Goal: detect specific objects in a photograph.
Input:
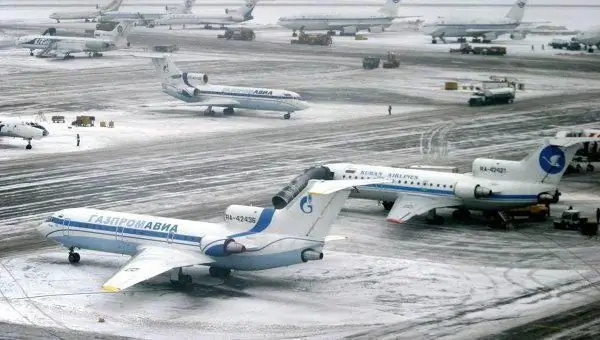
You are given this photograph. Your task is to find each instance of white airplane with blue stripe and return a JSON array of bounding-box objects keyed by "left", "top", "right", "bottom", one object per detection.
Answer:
[
  {"left": 37, "top": 178, "right": 387, "bottom": 292},
  {"left": 325, "top": 137, "right": 597, "bottom": 224},
  {"left": 149, "top": 55, "right": 309, "bottom": 119}
]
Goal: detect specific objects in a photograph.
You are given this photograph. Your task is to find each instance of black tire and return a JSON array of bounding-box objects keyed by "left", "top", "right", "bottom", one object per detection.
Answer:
[{"left": 587, "top": 164, "right": 594, "bottom": 172}]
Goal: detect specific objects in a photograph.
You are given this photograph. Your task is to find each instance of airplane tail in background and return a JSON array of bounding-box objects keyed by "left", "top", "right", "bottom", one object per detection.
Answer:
[
  {"left": 99, "top": 0, "right": 124, "bottom": 12},
  {"left": 505, "top": 0, "right": 528, "bottom": 23},
  {"left": 379, "top": 0, "right": 402, "bottom": 17},
  {"left": 226, "top": 0, "right": 259, "bottom": 21},
  {"left": 94, "top": 21, "right": 133, "bottom": 45},
  {"left": 150, "top": 55, "right": 183, "bottom": 83},
  {"left": 166, "top": 0, "right": 197, "bottom": 14},
  {"left": 267, "top": 179, "right": 388, "bottom": 241}
]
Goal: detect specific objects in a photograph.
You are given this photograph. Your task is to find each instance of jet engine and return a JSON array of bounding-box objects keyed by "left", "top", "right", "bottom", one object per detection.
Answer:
[
  {"left": 272, "top": 165, "right": 333, "bottom": 209},
  {"left": 225, "top": 8, "right": 234, "bottom": 14},
  {"left": 224, "top": 204, "right": 269, "bottom": 229},
  {"left": 182, "top": 72, "right": 208, "bottom": 88},
  {"left": 301, "top": 249, "right": 323, "bottom": 262},
  {"left": 537, "top": 190, "right": 561, "bottom": 204},
  {"left": 368, "top": 26, "right": 383, "bottom": 33},
  {"left": 200, "top": 236, "right": 246, "bottom": 257},
  {"left": 510, "top": 32, "right": 526, "bottom": 40},
  {"left": 453, "top": 180, "right": 493, "bottom": 199},
  {"left": 483, "top": 32, "right": 497, "bottom": 41},
  {"left": 181, "top": 86, "right": 200, "bottom": 97}
]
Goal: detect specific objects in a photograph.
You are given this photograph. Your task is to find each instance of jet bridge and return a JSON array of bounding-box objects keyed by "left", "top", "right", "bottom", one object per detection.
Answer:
[{"left": 272, "top": 165, "right": 333, "bottom": 209}]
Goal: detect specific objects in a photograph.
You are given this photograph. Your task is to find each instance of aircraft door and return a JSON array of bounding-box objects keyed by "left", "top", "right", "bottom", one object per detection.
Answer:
[
  {"left": 167, "top": 230, "right": 176, "bottom": 244},
  {"left": 115, "top": 225, "right": 125, "bottom": 241},
  {"left": 62, "top": 218, "right": 71, "bottom": 236}
]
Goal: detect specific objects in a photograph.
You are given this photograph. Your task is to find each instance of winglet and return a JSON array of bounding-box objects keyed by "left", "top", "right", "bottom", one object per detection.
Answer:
[
  {"left": 308, "top": 179, "right": 390, "bottom": 195},
  {"left": 102, "top": 285, "right": 121, "bottom": 292}
]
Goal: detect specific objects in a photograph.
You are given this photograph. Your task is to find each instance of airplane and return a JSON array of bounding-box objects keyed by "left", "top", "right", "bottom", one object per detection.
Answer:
[
  {"left": 421, "top": 0, "right": 539, "bottom": 44},
  {"left": 49, "top": 0, "right": 123, "bottom": 23},
  {"left": 36, "top": 178, "right": 387, "bottom": 292},
  {"left": 16, "top": 21, "right": 133, "bottom": 59},
  {"left": 323, "top": 137, "right": 598, "bottom": 225},
  {"left": 0, "top": 118, "right": 49, "bottom": 149},
  {"left": 157, "top": 0, "right": 258, "bottom": 30},
  {"left": 98, "top": 0, "right": 196, "bottom": 27},
  {"left": 277, "top": 0, "right": 418, "bottom": 36},
  {"left": 574, "top": 25, "right": 600, "bottom": 52},
  {"left": 149, "top": 55, "right": 309, "bottom": 119}
]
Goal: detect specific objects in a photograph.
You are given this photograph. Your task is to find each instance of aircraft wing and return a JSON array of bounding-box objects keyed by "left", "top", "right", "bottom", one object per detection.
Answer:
[
  {"left": 198, "top": 97, "right": 241, "bottom": 107},
  {"left": 386, "top": 194, "right": 459, "bottom": 224},
  {"left": 102, "top": 246, "right": 215, "bottom": 292},
  {"left": 465, "top": 28, "right": 518, "bottom": 33}
]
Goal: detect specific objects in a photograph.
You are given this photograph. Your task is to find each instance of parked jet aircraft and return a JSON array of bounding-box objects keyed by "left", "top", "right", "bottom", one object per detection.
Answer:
[
  {"left": 277, "top": 0, "right": 417, "bottom": 36},
  {"left": 421, "top": 0, "right": 536, "bottom": 43},
  {"left": 0, "top": 118, "right": 49, "bottom": 149},
  {"left": 149, "top": 55, "right": 309, "bottom": 119},
  {"left": 16, "top": 21, "right": 133, "bottom": 59},
  {"left": 157, "top": 0, "right": 258, "bottom": 29},
  {"left": 325, "top": 137, "right": 596, "bottom": 224},
  {"left": 50, "top": 0, "right": 123, "bottom": 23},
  {"left": 98, "top": 0, "right": 196, "bottom": 27},
  {"left": 37, "top": 178, "right": 386, "bottom": 292}
]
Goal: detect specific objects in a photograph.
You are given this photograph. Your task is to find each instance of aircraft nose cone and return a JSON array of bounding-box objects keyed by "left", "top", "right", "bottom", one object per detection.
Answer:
[
  {"left": 296, "top": 100, "right": 309, "bottom": 110},
  {"left": 37, "top": 222, "right": 51, "bottom": 237},
  {"left": 42, "top": 129, "right": 49, "bottom": 136}
]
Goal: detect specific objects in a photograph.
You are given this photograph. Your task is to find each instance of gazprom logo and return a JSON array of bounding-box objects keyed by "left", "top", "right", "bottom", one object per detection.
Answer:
[
  {"left": 300, "top": 195, "right": 313, "bottom": 214},
  {"left": 538, "top": 145, "right": 565, "bottom": 175},
  {"left": 393, "top": 0, "right": 400, "bottom": 3},
  {"left": 517, "top": 1, "right": 525, "bottom": 8}
]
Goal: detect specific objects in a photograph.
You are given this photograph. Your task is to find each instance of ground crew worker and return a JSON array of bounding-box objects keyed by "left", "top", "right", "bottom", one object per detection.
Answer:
[
  {"left": 388, "top": 105, "right": 392, "bottom": 115},
  {"left": 568, "top": 205, "right": 573, "bottom": 210},
  {"left": 596, "top": 208, "right": 600, "bottom": 224},
  {"left": 76, "top": 133, "right": 80, "bottom": 147},
  {"left": 541, "top": 44, "right": 545, "bottom": 50}
]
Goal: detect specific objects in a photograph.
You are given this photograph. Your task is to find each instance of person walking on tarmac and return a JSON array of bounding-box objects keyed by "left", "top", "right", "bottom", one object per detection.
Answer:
[
  {"left": 388, "top": 105, "right": 392, "bottom": 115},
  {"left": 76, "top": 133, "right": 80, "bottom": 147}
]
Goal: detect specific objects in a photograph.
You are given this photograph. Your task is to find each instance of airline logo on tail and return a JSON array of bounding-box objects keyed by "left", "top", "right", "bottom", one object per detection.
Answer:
[
  {"left": 539, "top": 145, "right": 566, "bottom": 174},
  {"left": 393, "top": 0, "right": 400, "bottom": 3},
  {"left": 300, "top": 195, "right": 313, "bottom": 214},
  {"left": 517, "top": 1, "right": 526, "bottom": 8}
]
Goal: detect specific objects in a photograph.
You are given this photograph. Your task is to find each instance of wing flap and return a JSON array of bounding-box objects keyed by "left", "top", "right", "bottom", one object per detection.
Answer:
[
  {"left": 386, "top": 194, "right": 458, "bottom": 224},
  {"left": 102, "top": 246, "right": 215, "bottom": 292},
  {"left": 309, "top": 179, "right": 390, "bottom": 195}
]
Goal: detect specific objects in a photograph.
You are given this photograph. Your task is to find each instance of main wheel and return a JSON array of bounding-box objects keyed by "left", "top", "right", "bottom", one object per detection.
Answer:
[
  {"left": 68, "top": 252, "right": 80, "bottom": 264},
  {"left": 26, "top": 144, "right": 32, "bottom": 150},
  {"left": 284, "top": 113, "right": 291, "bottom": 119}
]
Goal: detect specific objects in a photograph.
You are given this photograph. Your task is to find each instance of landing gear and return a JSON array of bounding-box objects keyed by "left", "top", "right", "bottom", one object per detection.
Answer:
[
  {"left": 88, "top": 52, "right": 103, "bottom": 58},
  {"left": 292, "top": 30, "right": 297, "bottom": 37},
  {"left": 204, "top": 24, "right": 213, "bottom": 29},
  {"left": 457, "top": 37, "right": 467, "bottom": 43},
  {"left": 209, "top": 266, "right": 231, "bottom": 279},
  {"left": 432, "top": 38, "right": 437, "bottom": 44},
  {"left": 170, "top": 267, "right": 193, "bottom": 289},
  {"left": 452, "top": 208, "right": 471, "bottom": 221},
  {"left": 85, "top": 18, "right": 89, "bottom": 23},
  {"left": 29, "top": 50, "right": 34, "bottom": 56},
  {"left": 26, "top": 139, "right": 32, "bottom": 150},
  {"left": 68, "top": 247, "right": 80, "bottom": 264},
  {"left": 223, "top": 107, "right": 234, "bottom": 115},
  {"left": 283, "top": 112, "right": 291, "bottom": 120},
  {"left": 204, "top": 106, "right": 215, "bottom": 116},
  {"left": 426, "top": 209, "right": 444, "bottom": 225},
  {"left": 327, "top": 30, "right": 336, "bottom": 36},
  {"left": 382, "top": 201, "right": 394, "bottom": 211}
]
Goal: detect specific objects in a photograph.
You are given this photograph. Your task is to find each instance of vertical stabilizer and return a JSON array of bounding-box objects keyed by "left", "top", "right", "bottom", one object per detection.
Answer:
[
  {"left": 379, "top": 0, "right": 402, "bottom": 17},
  {"left": 100, "top": 0, "right": 124, "bottom": 12},
  {"left": 150, "top": 55, "right": 182, "bottom": 83},
  {"left": 505, "top": 0, "right": 528, "bottom": 22}
]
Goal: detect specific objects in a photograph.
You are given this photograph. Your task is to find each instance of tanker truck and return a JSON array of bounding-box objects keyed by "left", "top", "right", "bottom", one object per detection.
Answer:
[{"left": 468, "top": 87, "right": 515, "bottom": 106}]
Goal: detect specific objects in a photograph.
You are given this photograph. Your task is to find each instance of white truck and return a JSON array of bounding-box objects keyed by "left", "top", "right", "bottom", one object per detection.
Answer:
[{"left": 468, "top": 87, "right": 515, "bottom": 106}]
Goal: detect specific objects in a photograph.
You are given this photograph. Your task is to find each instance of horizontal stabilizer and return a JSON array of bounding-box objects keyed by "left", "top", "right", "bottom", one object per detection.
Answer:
[
  {"left": 324, "top": 235, "right": 347, "bottom": 242},
  {"left": 547, "top": 137, "right": 600, "bottom": 147},
  {"left": 309, "top": 178, "right": 390, "bottom": 195}
]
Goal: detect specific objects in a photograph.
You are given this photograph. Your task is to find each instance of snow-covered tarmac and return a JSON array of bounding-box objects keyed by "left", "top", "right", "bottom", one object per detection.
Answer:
[{"left": 2, "top": 1, "right": 600, "bottom": 339}]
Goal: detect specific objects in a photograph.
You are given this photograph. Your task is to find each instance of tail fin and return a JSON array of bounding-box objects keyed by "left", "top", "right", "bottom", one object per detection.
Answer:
[
  {"left": 150, "top": 55, "right": 182, "bottom": 83},
  {"left": 167, "top": 0, "right": 196, "bottom": 14},
  {"left": 100, "top": 0, "right": 123, "bottom": 12},
  {"left": 267, "top": 179, "right": 388, "bottom": 241},
  {"left": 505, "top": 0, "right": 527, "bottom": 22},
  {"left": 225, "top": 0, "right": 258, "bottom": 21},
  {"left": 379, "top": 0, "right": 402, "bottom": 17},
  {"left": 513, "top": 137, "right": 596, "bottom": 185}
]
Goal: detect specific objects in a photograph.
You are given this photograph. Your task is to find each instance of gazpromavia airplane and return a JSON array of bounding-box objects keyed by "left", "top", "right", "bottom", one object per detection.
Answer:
[
  {"left": 16, "top": 21, "right": 133, "bottom": 59},
  {"left": 0, "top": 118, "right": 49, "bottom": 149},
  {"left": 37, "top": 178, "right": 387, "bottom": 292},
  {"left": 324, "top": 137, "right": 597, "bottom": 224},
  {"left": 98, "top": 0, "right": 196, "bottom": 27},
  {"left": 157, "top": 0, "right": 258, "bottom": 29},
  {"left": 149, "top": 55, "right": 309, "bottom": 119},
  {"left": 421, "top": 0, "right": 539, "bottom": 43},
  {"left": 49, "top": 0, "right": 123, "bottom": 23},
  {"left": 277, "top": 0, "right": 417, "bottom": 36}
]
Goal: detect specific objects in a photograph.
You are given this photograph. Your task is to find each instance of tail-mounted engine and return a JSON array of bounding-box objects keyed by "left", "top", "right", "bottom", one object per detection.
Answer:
[
  {"left": 182, "top": 72, "right": 208, "bottom": 88},
  {"left": 301, "top": 249, "right": 323, "bottom": 262},
  {"left": 180, "top": 86, "right": 199, "bottom": 97},
  {"left": 272, "top": 165, "right": 333, "bottom": 209},
  {"left": 224, "top": 205, "right": 266, "bottom": 229},
  {"left": 537, "top": 190, "right": 561, "bottom": 204},
  {"left": 454, "top": 180, "right": 493, "bottom": 199},
  {"left": 201, "top": 236, "right": 246, "bottom": 257}
]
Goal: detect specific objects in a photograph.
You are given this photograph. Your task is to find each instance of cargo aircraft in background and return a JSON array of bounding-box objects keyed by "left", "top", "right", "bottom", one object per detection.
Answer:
[
  {"left": 37, "top": 178, "right": 387, "bottom": 292},
  {"left": 49, "top": 0, "right": 123, "bottom": 23},
  {"left": 98, "top": 0, "right": 196, "bottom": 27},
  {"left": 421, "top": 0, "right": 546, "bottom": 43},
  {"left": 325, "top": 137, "right": 597, "bottom": 225},
  {"left": 0, "top": 118, "right": 49, "bottom": 149},
  {"left": 16, "top": 21, "right": 133, "bottom": 59},
  {"left": 277, "top": 0, "right": 419, "bottom": 36},
  {"left": 148, "top": 55, "right": 309, "bottom": 119},
  {"left": 157, "top": 0, "right": 258, "bottom": 30}
]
